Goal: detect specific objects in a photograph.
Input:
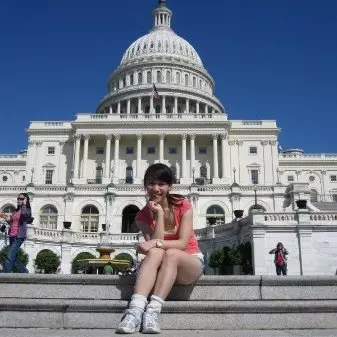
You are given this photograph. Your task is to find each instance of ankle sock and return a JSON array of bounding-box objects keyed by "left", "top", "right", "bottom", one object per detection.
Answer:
[
  {"left": 146, "top": 295, "right": 165, "bottom": 313},
  {"left": 129, "top": 294, "right": 147, "bottom": 315}
]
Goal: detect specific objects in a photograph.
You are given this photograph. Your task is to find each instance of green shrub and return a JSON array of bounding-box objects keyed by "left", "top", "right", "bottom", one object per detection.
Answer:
[
  {"left": 0, "top": 246, "right": 29, "bottom": 272},
  {"left": 35, "top": 249, "right": 60, "bottom": 274},
  {"left": 208, "top": 248, "right": 224, "bottom": 272},
  {"left": 71, "top": 252, "right": 95, "bottom": 274}
]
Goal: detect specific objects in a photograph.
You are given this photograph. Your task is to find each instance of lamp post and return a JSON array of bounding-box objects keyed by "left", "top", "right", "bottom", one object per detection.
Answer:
[{"left": 192, "top": 167, "right": 195, "bottom": 183}]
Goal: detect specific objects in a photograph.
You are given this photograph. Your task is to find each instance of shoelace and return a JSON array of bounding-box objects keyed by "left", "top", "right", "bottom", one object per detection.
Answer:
[{"left": 121, "top": 309, "right": 140, "bottom": 326}]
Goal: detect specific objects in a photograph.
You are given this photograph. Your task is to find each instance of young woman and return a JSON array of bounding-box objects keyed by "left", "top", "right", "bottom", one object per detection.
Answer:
[
  {"left": 116, "top": 163, "right": 204, "bottom": 334},
  {"left": 0, "top": 193, "right": 31, "bottom": 273}
]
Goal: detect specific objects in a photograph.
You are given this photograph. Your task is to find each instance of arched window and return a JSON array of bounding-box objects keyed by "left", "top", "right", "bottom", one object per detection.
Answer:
[
  {"left": 81, "top": 205, "right": 99, "bottom": 233},
  {"left": 1, "top": 204, "right": 15, "bottom": 218},
  {"left": 206, "top": 205, "right": 225, "bottom": 226},
  {"left": 130, "top": 74, "right": 134, "bottom": 85},
  {"left": 248, "top": 204, "right": 266, "bottom": 214},
  {"left": 185, "top": 74, "right": 189, "bottom": 86},
  {"left": 170, "top": 166, "right": 177, "bottom": 184},
  {"left": 122, "top": 77, "right": 126, "bottom": 88},
  {"left": 147, "top": 71, "right": 152, "bottom": 84},
  {"left": 126, "top": 166, "right": 133, "bottom": 184},
  {"left": 96, "top": 166, "right": 103, "bottom": 184},
  {"left": 138, "top": 72, "right": 143, "bottom": 84},
  {"left": 176, "top": 72, "right": 180, "bottom": 84},
  {"left": 166, "top": 71, "right": 171, "bottom": 84},
  {"left": 193, "top": 77, "right": 196, "bottom": 87},
  {"left": 310, "top": 189, "right": 318, "bottom": 203},
  {"left": 40, "top": 205, "right": 58, "bottom": 229},
  {"left": 157, "top": 70, "right": 162, "bottom": 83}
]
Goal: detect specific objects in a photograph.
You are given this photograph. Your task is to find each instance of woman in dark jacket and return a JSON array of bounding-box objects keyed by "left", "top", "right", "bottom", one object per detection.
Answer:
[{"left": 0, "top": 193, "right": 31, "bottom": 273}]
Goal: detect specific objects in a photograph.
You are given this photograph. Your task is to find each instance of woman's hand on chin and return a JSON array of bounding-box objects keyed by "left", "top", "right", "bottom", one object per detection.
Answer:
[{"left": 148, "top": 201, "right": 164, "bottom": 217}]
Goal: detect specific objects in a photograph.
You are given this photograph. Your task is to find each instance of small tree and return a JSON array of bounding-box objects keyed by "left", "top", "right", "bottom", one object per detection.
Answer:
[
  {"left": 72, "top": 252, "right": 96, "bottom": 274},
  {"left": 35, "top": 249, "right": 60, "bottom": 274},
  {"left": 228, "top": 247, "right": 243, "bottom": 266},
  {"left": 208, "top": 248, "right": 224, "bottom": 274},
  {"left": 0, "top": 246, "right": 29, "bottom": 272}
]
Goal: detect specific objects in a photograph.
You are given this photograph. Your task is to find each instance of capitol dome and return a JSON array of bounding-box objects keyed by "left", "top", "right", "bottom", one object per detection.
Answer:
[{"left": 120, "top": 0, "right": 203, "bottom": 68}]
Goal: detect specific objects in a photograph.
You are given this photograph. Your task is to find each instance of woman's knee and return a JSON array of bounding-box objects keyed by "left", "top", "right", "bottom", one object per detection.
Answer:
[
  {"left": 144, "top": 248, "right": 165, "bottom": 264},
  {"left": 163, "top": 249, "right": 181, "bottom": 265}
]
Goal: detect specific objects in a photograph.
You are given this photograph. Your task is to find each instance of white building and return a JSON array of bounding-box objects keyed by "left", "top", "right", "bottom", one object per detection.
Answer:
[{"left": 1, "top": 0, "right": 337, "bottom": 275}]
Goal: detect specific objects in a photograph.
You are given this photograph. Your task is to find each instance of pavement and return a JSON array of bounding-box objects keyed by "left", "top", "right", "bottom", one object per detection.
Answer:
[{"left": 1, "top": 330, "right": 337, "bottom": 337}]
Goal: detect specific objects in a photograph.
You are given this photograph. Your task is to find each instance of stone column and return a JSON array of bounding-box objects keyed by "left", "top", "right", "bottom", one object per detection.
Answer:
[
  {"left": 261, "top": 140, "right": 268, "bottom": 184},
  {"left": 109, "top": 105, "right": 113, "bottom": 114},
  {"left": 150, "top": 96, "right": 154, "bottom": 114},
  {"left": 159, "top": 134, "right": 165, "bottom": 163},
  {"left": 190, "top": 134, "right": 196, "bottom": 182},
  {"left": 180, "top": 134, "right": 189, "bottom": 184},
  {"left": 161, "top": 95, "right": 166, "bottom": 114},
  {"left": 117, "top": 101, "right": 121, "bottom": 114},
  {"left": 135, "top": 134, "right": 142, "bottom": 184},
  {"left": 196, "top": 101, "right": 200, "bottom": 114},
  {"left": 138, "top": 97, "right": 142, "bottom": 114},
  {"left": 220, "top": 133, "right": 230, "bottom": 183},
  {"left": 270, "top": 140, "right": 277, "bottom": 185},
  {"left": 82, "top": 135, "right": 90, "bottom": 179},
  {"left": 112, "top": 134, "right": 120, "bottom": 184},
  {"left": 127, "top": 99, "right": 131, "bottom": 114},
  {"left": 60, "top": 230, "right": 72, "bottom": 274},
  {"left": 73, "top": 135, "right": 81, "bottom": 179},
  {"left": 186, "top": 98, "right": 189, "bottom": 114},
  {"left": 212, "top": 134, "right": 219, "bottom": 181},
  {"left": 174, "top": 96, "right": 178, "bottom": 114},
  {"left": 105, "top": 134, "right": 112, "bottom": 180},
  {"left": 205, "top": 104, "right": 208, "bottom": 114}
]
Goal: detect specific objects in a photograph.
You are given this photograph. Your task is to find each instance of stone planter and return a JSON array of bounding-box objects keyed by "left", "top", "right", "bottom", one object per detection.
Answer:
[
  {"left": 296, "top": 200, "right": 307, "bottom": 209},
  {"left": 63, "top": 221, "right": 72, "bottom": 229},
  {"left": 234, "top": 210, "right": 244, "bottom": 218}
]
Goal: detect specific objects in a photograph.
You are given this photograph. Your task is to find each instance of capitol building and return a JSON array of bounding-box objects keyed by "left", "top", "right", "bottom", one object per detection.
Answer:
[{"left": 1, "top": 0, "right": 337, "bottom": 275}]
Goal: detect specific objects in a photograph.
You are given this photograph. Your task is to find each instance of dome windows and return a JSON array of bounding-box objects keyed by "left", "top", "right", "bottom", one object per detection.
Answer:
[
  {"left": 176, "top": 72, "right": 180, "bottom": 84},
  {"left": 147, "top": 71, "right": 152, "bottom": 84},
  {"left": 185, "top": 74, "right": 189, "bottom": 86},
  {"left": 138, "top": 72, "right": 143, "bottom": 84},
  {"left": 166, "top": 71, "right": 171, "bottom": 84},
  {"left": 157, "top": 70, "right": 162, "bottom": 83}
]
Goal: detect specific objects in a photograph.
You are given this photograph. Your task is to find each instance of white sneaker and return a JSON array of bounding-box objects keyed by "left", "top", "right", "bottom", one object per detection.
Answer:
[
  {"left": 142, "top": 310, "right": 161, "bottom": 334},
  {"left": 116, "top": 308, "right": 142, "bottom": 334}
]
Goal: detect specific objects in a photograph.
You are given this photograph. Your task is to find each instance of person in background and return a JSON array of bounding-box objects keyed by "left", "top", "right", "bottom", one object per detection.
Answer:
[
  {"left": 0, "top": 193, "right": 31, "bottom": 273},
  {"left": 103, "top": 262, "right": 114, "bottom": 275},
  {"left": 116, "top": 163, "right": 204, "bottom": 334},
  {"left": 269, "top": 242, "right": 288, "bottom": 276}
]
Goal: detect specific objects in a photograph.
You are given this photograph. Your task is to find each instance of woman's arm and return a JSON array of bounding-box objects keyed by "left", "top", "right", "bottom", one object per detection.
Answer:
[
  {"left": 20, "top": 205, "right": 31, "bottom": 221},
  {"left": 269, "top": 249, "right": 276, "bottom": 254}
]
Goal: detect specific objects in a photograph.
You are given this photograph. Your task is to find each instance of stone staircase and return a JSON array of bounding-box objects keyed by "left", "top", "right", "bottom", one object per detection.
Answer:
[{"left": 0, "top": 274, "right": 337, "bottom": 331}]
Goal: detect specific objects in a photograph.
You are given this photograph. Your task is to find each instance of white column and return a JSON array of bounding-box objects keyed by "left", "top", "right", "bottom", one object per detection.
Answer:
[
  {"left": 205, "top": 104, "right": 208, "bottom": 114},
  {"left": 109, "top": 105, "right": 113, "bottom": 114},
  {"left": 138, "top": 97, "right": 142, "bottom": 114},
  {"left": 127, "top": 99, "right": 131, "bottom": 114},
  {"left": 113, "top": 134, "right": 120, "bottom": 184},
  {"left": 82, "top": 135, "right": 90, "bottom": 179},
  {"left": 136, "top": 134, "right": 142, "bottom": 182},
  {"left": 212, "top": 134, "right": 219, "bottom": 180},
  {"left": 190, "top": 134, "right": 196, "bottom": 180},
  {"left": 105, "top": 134, "right": 112, "bottom": 179},
  {"left": 196, "top": 101, "right": 200, "bottom": 114},
  {"left": 161, "top": 95, "right": 166, "bottom": 114},
  {"left": 186, "top": 98, "right": 189, "bottom": 113},
  {"left": 179, "top": 134, "right": 189, "bottom": 184},
  {"left": 221, "top": 133, "right": 230, "bottom": 183},
  {"left": 73, "top": 135, "right": 81, "bottom": 179},
  {"left": 33, "top": 141, "right": 42, "bottom": 184},
  {"left": 150, "top": 96, "right": 154, "bottom": 114},
  {"left": 174, "top": 96, "right": 178, "bottom": 114},
  {"left": 117, "top": 101, "right": 121, "bottom": 114},
  {"left": 159, "top": 134, "right": 165, "bottom": 163}
]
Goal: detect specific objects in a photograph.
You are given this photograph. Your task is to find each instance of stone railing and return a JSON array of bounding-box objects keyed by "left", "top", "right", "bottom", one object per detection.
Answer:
[
  {"left": 264, "top": 212, "right": 297, "bottom": 222},
  {"left": 310, "top": 212, "right": 337, "bottom": 224}
]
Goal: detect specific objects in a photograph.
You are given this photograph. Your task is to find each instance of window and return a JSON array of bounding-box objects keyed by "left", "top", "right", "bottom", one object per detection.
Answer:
[
  {"left": 157, "top": 70, "right": 162, "bottom": 83},
  {"left": 199, "top": 147, "right": 207, "bottom": 154},
  {"left": 249, "top": 147, "right": 257, "bottom": 154},
  {"left": 96, "top": 147, "right": 104, "bottom": 155},
  {"left": 251, "top": 169, "right": 259, "bottom": 185},
  {"left": 193, "top": 77, "right": 196, "bottom": 87},
  {"left": 130, "top": 74, "right": 134, "bottom": 85},
  {"left": 123, "top": 77, "right": 126, "bottom": 87},
  {"left": 138, "top": 72, "right": 143, "bottom": 84},
  {"left": 310, "top": 189, "right": 318, "bottom": 203},
  {"left": 309, "top": 175, "right": 315, "bottom": 182},
  {"left": 148, "top": 146, "right": 155, "bottom": 154},
  {"left": 147, "top": 71, "right": 152, "bottom": 84},
  {"left": 2, "top": 176, "right": 8, "bottom": 182},
  {"left": 200, "top": 165, "right": 207, "bottom": 178},
  {"left": 206, "top": 205, "right": 225, "bottom": 226},
  {"left": 287, "top": 175, "right": 294, "bottom": 182},
  {"left": 96, "top": 167, "right": 103, "bottom": 184},
  {"left": 168, "top": 147, "right": 177, "bottom": 154},
  {"left": 22, "top": 175, "right": 25, "bottom": 182},
  {"left": 330, "top": 175, "right": 337, "bottom": 182},
  {"left": 45, "top": 170, "right": 53, "bottom": 184},
  {"left": 1, "top": 205, "right": 15, "bottom": 218},
  {"left": 185, "top": 74, "right": 189, "bottom": 86},
  {"left": 333, "top": 194, "right": 337, "bottom": 202},
  {"left": 166, "top": 71, "right": 171, "bottom": 84},
  {"left": 47, "top": 147, "right": 55, "bottom": 155},
  {"left": 40, "top": 205, "right": 58, "bottom": 229},
  {"left": 81, "top": 205, "right": 99, "bottom": 233},
  {"left": 176, "top": 72, "right": 180, "bottom": 84},
  {"left": 126, "top": 166, "right": 133, "bottom": 184},
  {"left": 155, "top": 105, "right": 161, "bottom": 114},
  {"left": 126, "top": 147, "right": 134, "bottom": 154},
  {"left": 170, "top": 166, "right": 177, "bottom": 183}
]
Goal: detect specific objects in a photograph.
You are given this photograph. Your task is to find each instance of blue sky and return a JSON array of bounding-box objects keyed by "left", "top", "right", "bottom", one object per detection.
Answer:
[{"left": 1, "top": 0, "right": 336, "bottom": 154}]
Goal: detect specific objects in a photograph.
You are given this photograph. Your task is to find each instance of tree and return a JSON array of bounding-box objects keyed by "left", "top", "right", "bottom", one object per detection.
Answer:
[
  {"left": 72, "top": 252, "right": 95, "bottom": 274},
  {"left": 208, "top": 248, "right": 224, "bottom": 274},
  {"left": 35, "top": 249, "right": 60, "bottom": 274},
  {"left": 0, "top": 246, "right": 29, "bottom": 272}
]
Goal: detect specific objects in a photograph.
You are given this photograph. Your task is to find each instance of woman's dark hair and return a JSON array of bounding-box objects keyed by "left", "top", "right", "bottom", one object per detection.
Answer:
[
  {"left": 16, "top": 192, "right": 31, "bottom": 211},
  {"left": 144, "top": 163, "right": 185, "bottom": 206}
]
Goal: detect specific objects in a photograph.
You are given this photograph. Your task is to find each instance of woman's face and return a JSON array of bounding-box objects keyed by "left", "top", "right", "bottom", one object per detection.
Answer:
[
  {"left": 17, "top": 194, "right": 25, "bottom": 206},
  {"left": 145, "top": 180, "right": 171, "bottom": 204}
]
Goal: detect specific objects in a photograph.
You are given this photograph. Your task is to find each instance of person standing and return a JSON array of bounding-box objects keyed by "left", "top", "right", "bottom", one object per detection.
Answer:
[
  {"left": 0, "top": 193, "right": 31, "bottom": 273},
  {"left": 269, "top": 242, "right": 288, "bottom": 276},
  {"left": 116, "top": 163, "right": 204, "bottom": 334}
]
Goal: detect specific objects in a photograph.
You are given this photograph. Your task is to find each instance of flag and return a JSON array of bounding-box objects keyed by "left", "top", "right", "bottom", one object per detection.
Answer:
[{"left": 152, "top": 84, "right": 160, "bottom": 99}]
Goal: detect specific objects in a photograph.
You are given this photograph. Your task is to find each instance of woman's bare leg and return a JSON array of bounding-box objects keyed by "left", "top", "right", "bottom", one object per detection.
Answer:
[
  {"left": 152, "top": 249, "right": 202, "bottom": 300},
  {"left": 134, "top": 248, "right": 165, "bottom": 296}
]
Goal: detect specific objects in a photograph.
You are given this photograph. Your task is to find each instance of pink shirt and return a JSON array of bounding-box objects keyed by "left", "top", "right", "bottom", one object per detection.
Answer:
[
  {"left": 135, "top": 198, "right": 200, "bottom": 254},
  {"left": 9, "top": 210, "right": 21, "bottom": 237}
]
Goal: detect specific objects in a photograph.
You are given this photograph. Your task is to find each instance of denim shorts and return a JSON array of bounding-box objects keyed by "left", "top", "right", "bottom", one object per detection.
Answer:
[{"left": 192, "top": 252, "right": 205, "bottom": 271}]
